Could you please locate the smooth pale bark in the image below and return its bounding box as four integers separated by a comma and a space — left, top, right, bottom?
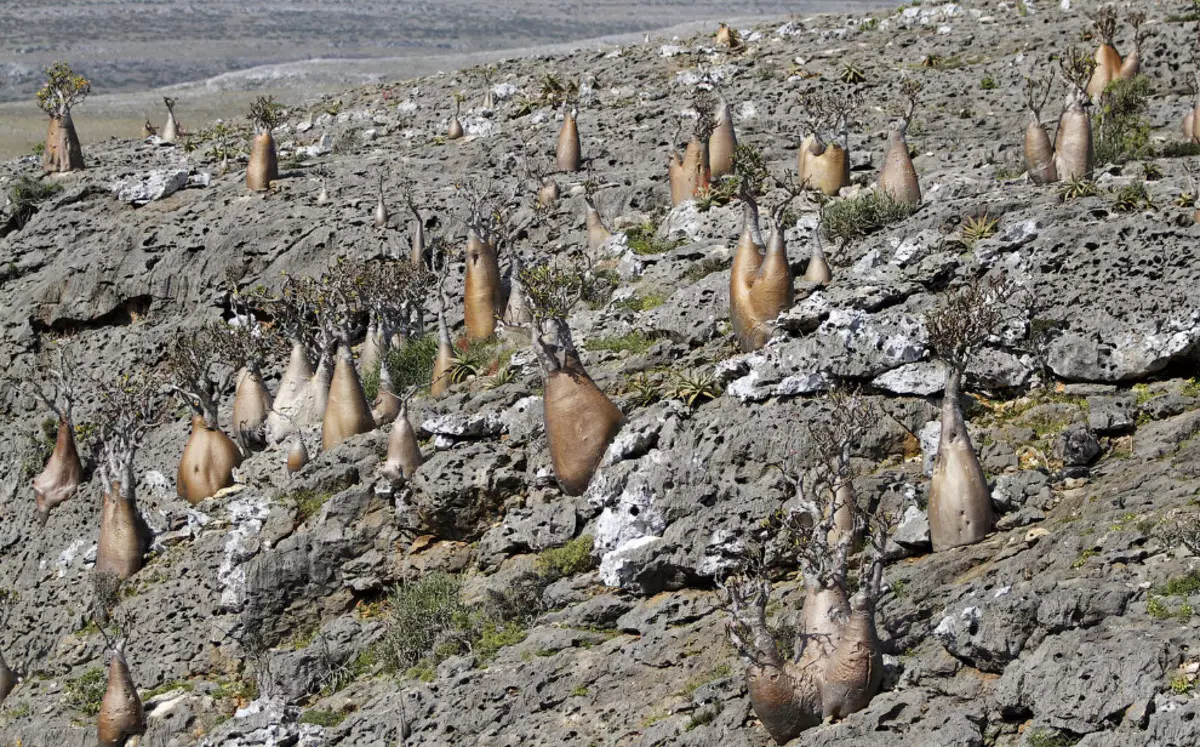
668, 152, 687, 206
878, 128, 921, 204
538, 320, 623, 496
586, 201, 611, 250
747, 660, 819, 745
97, 650, 145, 747
177, 415, 242, 504
447, 117, 464, 140
33, 418, 83, 524
96, 481, 147, 580
322, 347, 376, 451
44, 113, 85, 173
537, 179, 560, 208
232, 367, 272, 452
1184, 109, 1198, 143
504, 257, 533, 328
267, 341, 314, 443
464, 232, 500, 340
804, 239, 832, 285
1117, 50, 1140, 80
1053, 97, 1093, 182
246, 132, 278, 191
359, 322, 383, 380
709, 98, 737, 179
382, 400, 423, 481
928, 367, 994, 551
411, 214, 426, 269
556, 110, 581, 172
373, 194, 388, 228
431, 311, 455, 398
679, 138, 711, 203
372, 362, 400, 425
1086, 44, 1122, 98
801, 138, 849, 196
162, 109, 179, 143
1024, 116, 1058, 185
730, 203, 764, 352
286, 436, 309, 474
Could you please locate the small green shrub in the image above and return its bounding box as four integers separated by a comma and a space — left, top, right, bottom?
980, 76, 998, 90
1112, 183, 1154, 212
613, 291, 668, 312
1058, 177, 1100, 201
822, 190, 918, 246
385, 335, 439, 391
1152, 571, 1200, 598
1147, 597, 1172, 619
536, 535, 595, 581
287, 487, 338, 524
584, 331, 659, 355
686, 702, 723, 730
5, 175, 62, 231
299, 708, 349, 727
625, 223, 683, 256
682, 257, 728, 283
1027, 728, 1080, 747
380, 573, 473, 674
64, 667, 106, 716
1093, 75, 1152, 165
361, 365, 380, 401
142, 679, 194, 700
1159, 142, 1200, 158
476, 620, 528, 662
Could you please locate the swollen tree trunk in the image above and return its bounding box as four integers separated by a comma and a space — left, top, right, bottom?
267, 340, 314, 443
1053, 95, 1093, 182
431, 309, 455, 398
746, 221, 794, 351
536, 318, 624, 495
585, 198, 611, 250
96, 480, 147, 580
359, 320, 383, 379
97, 649, 146, 747
928, 367, 994, 551
709, 97, 737, 179
538, 178, 560, 208
411, 213, 427, 269
730, 202, 764, 352
382, 400, 423, 481
448, 117, 464, 140
819, 591, 883, 722
246, 132, 278, 191
372, 360, 400, 425
668, 152, 687, 207
878, 128, 921, 205
162, 108, 179, 143
0, 651, 15, 705
464, 232, 500, 340
800, 136, 849, 196
232, 367, 272, 452
1024, 115, 1058, 185
804, 229, 832, 285
44, 113, 85, 173
178, 414, 242, 504
556, 108, 581, 172
1118, 49, 1140, 80
1086, 44, 1122, 98
33, 418, 83, 524
680, 137, 711, 203
287, 435, 309, 474
504, 257, 533, 327
322, 344, 376, 451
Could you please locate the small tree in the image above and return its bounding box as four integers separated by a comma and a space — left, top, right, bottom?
246, 95, 282, 190
167, 327, 243, 504
721, 389, 890, 744
878, 78, 922, 205
27, 344, 84, 525
924, 275, 1016, 551
1024, 71, 1058, 184
1055, 47, 1097, 181
91, 570, 146, 746
35, 61, 90, 172
796, 85, 861, 195
521, 260, 623, 495
93, 372, 158, 580
161, 96, 180, 143
669, 91, 716, 206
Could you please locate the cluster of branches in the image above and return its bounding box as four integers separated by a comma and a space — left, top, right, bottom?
721, 388, 894, 661
35, 61, 90, 118
90, 370, 163, 497
247, 95, 284, 133
797, 84, 863, 146
925, 274, 1021, 373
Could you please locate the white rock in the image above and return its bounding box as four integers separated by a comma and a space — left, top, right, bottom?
112, 169, 189, 205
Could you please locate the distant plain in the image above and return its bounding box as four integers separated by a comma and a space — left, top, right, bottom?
0, 0, 887, 159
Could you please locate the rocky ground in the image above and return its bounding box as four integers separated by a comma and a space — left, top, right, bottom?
2, 1, 1200, 745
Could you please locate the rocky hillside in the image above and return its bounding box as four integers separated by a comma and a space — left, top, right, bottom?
2, 1, 1200, 745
